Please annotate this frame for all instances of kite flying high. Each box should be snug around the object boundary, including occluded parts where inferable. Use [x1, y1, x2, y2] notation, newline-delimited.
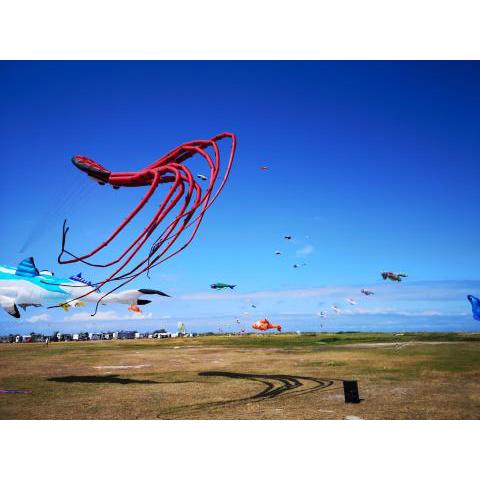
[381, 272, 408, 282]
[211, 283, 236, 290]
[58, 133, 236, 312]
[361, 288, 375, 296]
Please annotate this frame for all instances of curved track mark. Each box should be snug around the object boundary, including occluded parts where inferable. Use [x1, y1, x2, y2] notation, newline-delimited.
[177, 372, 336, 414]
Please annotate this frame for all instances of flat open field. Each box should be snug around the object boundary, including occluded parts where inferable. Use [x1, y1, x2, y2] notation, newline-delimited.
[1, 332, 480, 419]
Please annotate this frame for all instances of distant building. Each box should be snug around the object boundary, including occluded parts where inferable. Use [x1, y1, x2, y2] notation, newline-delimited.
[153, 332, 171, 339]
[117, 331, 137, 340]
[1, 329, 196, 344]
[72, 332, 88, 341]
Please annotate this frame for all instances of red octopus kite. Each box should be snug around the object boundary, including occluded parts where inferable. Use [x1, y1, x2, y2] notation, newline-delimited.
[58, 133, 236, 313]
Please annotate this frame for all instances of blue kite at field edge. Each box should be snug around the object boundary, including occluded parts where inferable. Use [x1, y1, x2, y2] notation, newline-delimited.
[467, 295, 480, 321]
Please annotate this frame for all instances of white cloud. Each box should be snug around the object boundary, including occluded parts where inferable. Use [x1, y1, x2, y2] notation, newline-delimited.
[296, 244, 314, 257]
[274, 308, 468, 319]
[179, 280, 480, 303]
[328, 306, 468, 317]
[180, 286, 360, 301]
[183, 289, 290, 301]
[67, 310, 153, 321]
[26, 313, 51, 323]
[128, 312, 153, 320]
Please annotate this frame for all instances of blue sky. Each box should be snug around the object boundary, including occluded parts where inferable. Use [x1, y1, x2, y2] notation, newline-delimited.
[1, 61, 479, 334]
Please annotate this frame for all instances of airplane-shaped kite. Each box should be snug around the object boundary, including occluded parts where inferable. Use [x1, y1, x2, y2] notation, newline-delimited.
[381, 271, 408, 282]
[361, 288, 375, 296]
[0, 257, 169, 318]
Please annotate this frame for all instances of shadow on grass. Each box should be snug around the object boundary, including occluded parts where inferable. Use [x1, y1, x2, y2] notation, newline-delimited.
[168, 371, 338, 416]
[48, 375, 158, 385]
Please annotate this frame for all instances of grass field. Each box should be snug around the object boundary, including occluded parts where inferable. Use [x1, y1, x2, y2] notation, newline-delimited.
[1, 332, 480, 419]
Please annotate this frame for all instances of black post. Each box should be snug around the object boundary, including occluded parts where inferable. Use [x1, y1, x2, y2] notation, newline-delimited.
[343, 380, 360, 403]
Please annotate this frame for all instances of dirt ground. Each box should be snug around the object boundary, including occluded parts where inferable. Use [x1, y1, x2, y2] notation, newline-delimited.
[1, 333, 479, 419]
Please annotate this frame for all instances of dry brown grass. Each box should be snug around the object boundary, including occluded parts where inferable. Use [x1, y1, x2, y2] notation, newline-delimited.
[1, 335, 479, 419]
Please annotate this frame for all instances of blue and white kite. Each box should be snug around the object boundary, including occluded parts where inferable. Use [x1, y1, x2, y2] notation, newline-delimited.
[0, 257, 169, 318]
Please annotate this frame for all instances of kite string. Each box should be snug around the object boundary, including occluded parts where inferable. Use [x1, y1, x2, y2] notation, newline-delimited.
[20, 180, 89, 254]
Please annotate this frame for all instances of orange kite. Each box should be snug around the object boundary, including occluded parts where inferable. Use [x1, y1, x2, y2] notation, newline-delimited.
[252, 318, 282, 332]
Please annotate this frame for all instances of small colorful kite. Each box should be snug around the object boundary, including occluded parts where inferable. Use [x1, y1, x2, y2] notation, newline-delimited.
[252, 318, 282, 332]
[210, 283, 236, 290]
[361, 289, 374, 296]
[381, 272, 408, 282]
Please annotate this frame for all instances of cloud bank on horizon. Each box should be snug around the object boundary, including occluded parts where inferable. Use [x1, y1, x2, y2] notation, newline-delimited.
[2, 279, 477, 335]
